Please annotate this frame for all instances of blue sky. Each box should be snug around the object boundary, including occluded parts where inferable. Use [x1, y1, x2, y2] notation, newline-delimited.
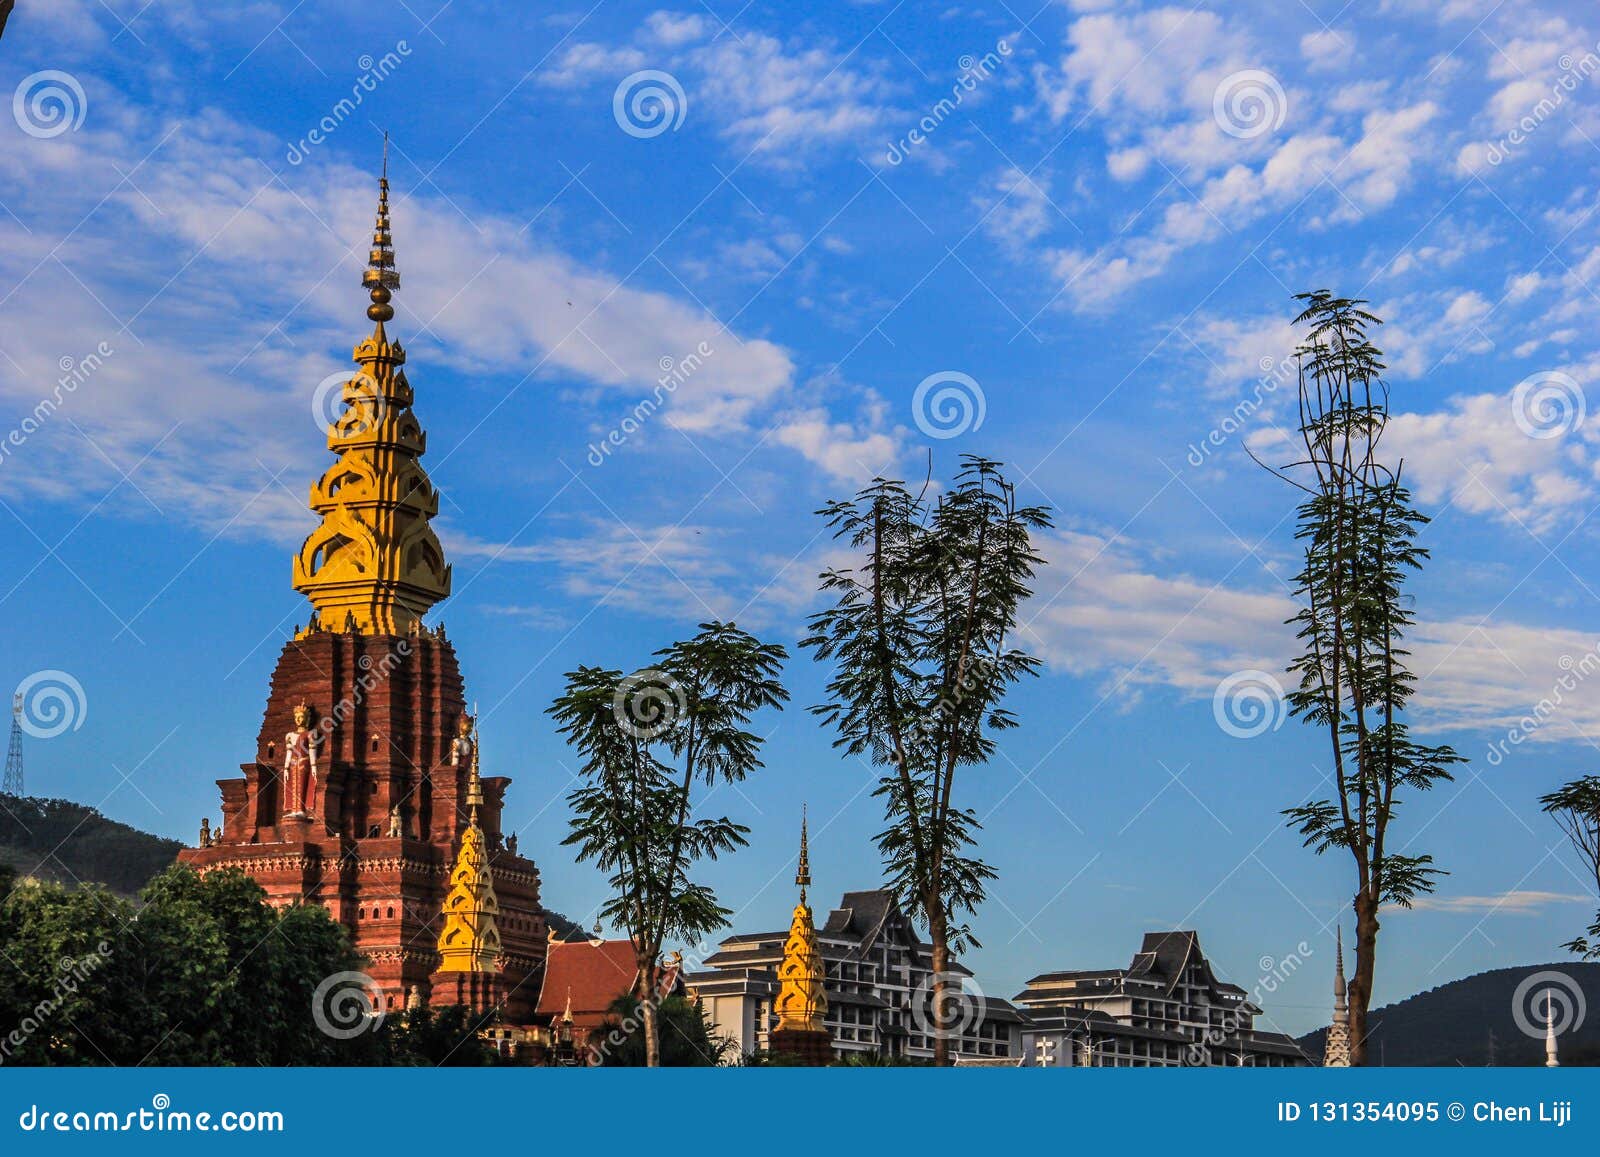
[4, 0, 1600, 1038]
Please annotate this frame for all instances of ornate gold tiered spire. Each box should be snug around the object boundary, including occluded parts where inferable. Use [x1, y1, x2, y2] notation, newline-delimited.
[435, 729, 502, 974]
[774, 808, 827, 1033]
[293, 139, 451, 635]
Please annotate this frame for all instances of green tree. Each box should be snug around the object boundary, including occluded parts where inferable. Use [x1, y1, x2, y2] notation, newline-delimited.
[379, 1004, 500, 1065]
[550, 620, 787, 1068]
[594, 994, 733, 1066]
[802, 455, 1050, 1065]
[1258, 292, 1463, 1065]
[1540, 776, 1600, 956]
[0, 864, 384, 1065]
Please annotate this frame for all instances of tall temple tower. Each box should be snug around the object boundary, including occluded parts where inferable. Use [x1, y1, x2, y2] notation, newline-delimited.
[768, 809, 832, 1065]
[1322, 927, 1351, 1067]
[180, 151, 546, 1022]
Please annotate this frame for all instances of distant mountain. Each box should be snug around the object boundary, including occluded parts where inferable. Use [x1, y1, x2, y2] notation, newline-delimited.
[1297, 962, 1600, 1066]
[0, 792, 596, 946]
[0, 792, 183, 895]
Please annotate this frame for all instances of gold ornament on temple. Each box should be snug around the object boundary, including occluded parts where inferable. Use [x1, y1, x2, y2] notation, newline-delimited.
[436, 724, 502, 974]
[293, 135, 451, 636]
[774, 807, 827, 1033]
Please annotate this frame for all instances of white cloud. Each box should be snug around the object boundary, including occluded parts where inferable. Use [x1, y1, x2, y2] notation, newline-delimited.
[1393, 890, 1590, 915]
[1385, 391, 1596, 532]
[0, 108, 911, 537]
[1300, 29, 1354, 72]
[536, 42, 648, 88]
[645, 10, 711, 47]
[1022, 525, 1600, 743]
[1506, 271, 1546, 303]
[692, 32, 899, 160]
[978, 167, 1057, 249]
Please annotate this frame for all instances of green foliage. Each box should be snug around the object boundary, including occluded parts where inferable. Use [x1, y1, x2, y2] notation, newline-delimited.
[1540, 776, 1600, 956]
[0, 862, 508, 1066]
[377, 1004, 500, 1066]
[550, 621, 786, 1064]
[803, 456, 1051, 954]
[1267, 294, 1462, 909]
[594, 994, 733, 1066]
[0, 863, 383, 1065]
[0, 792, 182, 895]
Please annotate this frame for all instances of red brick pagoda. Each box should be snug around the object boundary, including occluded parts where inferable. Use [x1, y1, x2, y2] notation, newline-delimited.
[180, 152, 546, 1024]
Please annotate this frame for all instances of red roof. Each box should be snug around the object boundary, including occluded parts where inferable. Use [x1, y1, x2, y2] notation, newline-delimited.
[535, 939, 641, 1027]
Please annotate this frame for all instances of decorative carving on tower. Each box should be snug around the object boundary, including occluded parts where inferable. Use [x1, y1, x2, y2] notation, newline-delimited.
[431, 731, 505, 1014]
[769, 808, 832, 1065]
[292, 144, 450, 636]
[1323, 926, 1351, 1067]
[436, 733, 503, 973]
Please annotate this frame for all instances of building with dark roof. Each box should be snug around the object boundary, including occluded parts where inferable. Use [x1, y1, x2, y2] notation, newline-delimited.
[686, 888, 1027, 1062]
[1016, 930, 1310, 1066]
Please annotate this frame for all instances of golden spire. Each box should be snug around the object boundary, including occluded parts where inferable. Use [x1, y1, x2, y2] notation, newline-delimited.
[435, 727, 502, 974]
[774, 808, 827, 1033]
[292, 139, 451, 636]
[796, 803, 811, 902]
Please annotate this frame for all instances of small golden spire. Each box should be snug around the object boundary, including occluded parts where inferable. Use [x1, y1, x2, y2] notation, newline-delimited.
[364, 132, 400, 324]
[435, 721, 502, 975]
[774, 806, 827, 1034]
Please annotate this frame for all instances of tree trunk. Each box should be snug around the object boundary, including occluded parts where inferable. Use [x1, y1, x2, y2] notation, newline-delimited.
[929, 916, 951, 1067]
[639, 962, 661, 1068]
[1348, 892, 1380, 1066]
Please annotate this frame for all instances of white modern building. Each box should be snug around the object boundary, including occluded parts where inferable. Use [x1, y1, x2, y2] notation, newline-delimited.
[1016, 930, 1309, 1067]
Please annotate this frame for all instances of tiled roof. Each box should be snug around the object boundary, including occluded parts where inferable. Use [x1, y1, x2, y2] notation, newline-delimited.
[534, 938, 639, 1027]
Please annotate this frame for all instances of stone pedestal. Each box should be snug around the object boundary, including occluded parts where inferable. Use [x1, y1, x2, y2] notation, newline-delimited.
[768, 1027, 834, 1067]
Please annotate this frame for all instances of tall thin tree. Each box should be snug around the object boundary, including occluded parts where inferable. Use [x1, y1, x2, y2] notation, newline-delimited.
[1256, 292, 1463, 1065]
[550, 621, 787, 1067]
[803, 455, 1050, 1065]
